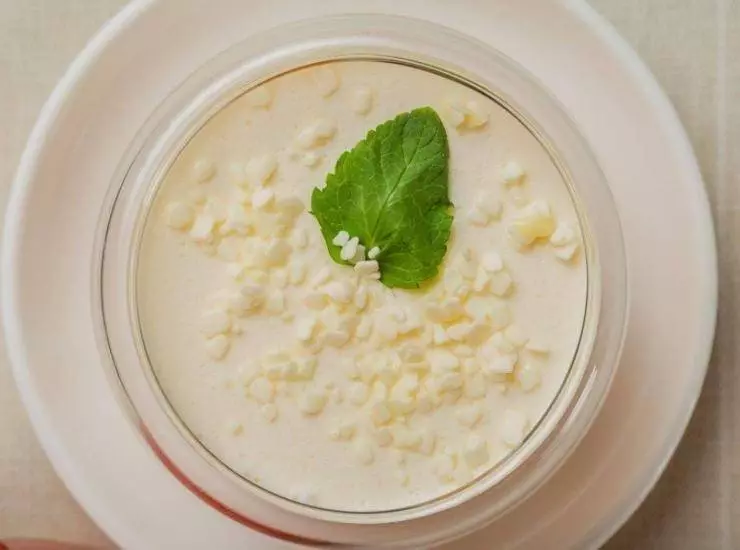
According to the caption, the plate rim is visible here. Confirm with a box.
[1,0,717,548]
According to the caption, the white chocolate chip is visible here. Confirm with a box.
[464,100,488,128]
[550,222,577,246]
[201,310,231,338]
[165,202,194,230]
[500,161,525,186]
[295,118,337,150]
[314,66,340,97]
[554,243,580,262]
[455,404,483,428]
[192,158,216,183]
[489,271,514,297]
[322,280,354,304]
[504,325,528,348]
[295,316,318,343]
[205,335,230,360]
[434,454,456,482]
[251,188,275,210]
[263,239,291,267]
[507,200,556,246]
[332,230,350,246]
[354,439,375,465]
[485,352,518,376]
[354,260,380,278]
[426,298,465,323]
[501,409,528,447]
[350,86,374,115]
[300,390,327,415]
[292,228,309,249]
[220,203,251,235]
[516,362,542,392]
[463,435,490,469]
[525,337,550,354]
[189,214,216,243]
[340,237,360,262]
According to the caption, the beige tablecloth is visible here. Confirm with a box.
[0,1,736,548]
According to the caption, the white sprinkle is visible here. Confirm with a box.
[354,439,375,465]
[501,409,528,447]
[463,435,489,469]
[292,228,309,249]
[314,66,340,97]
[350,86,374,115]
[354,260,380,278]
[332,230,350,247]
[500,161,525,186]
[550,222,577,247]
[189,214,215,243]
[245,155,277,186]
[201,310,231,338]
[340,236,360,261]
[323,280,354,304]
[192,159,216,183]
[251,188,275,210]
[299,390,327,415]
[554,243,580,262]
[367,246,381,259]
[516,362,542,392]
[205,335,230,360]
[300,152,322,168]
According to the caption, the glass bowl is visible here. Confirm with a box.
[95,13,627,548]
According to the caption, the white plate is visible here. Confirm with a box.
[1,0,716,548]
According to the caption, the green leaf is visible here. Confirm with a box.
[311,107,453,289]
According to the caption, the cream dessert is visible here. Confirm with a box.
[136,61,586,512]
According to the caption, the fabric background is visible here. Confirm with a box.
[0,0,737,547]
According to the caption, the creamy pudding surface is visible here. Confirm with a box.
[137,61,587,511]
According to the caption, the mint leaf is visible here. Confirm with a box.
[311,107,453,289]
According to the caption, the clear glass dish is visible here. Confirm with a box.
[96,13,627,548]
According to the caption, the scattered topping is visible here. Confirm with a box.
[314,66,340,97]
[501,409,528,447]
[245,155,277,186]
[201,310,231,338]
[350,86,374,115]
[500,161,525,186]
[507,200,556,246]
[300,390,328,415]
[192,158,216,183]
[443,99,489,130]
[296,118,337,150]
[164,202,195,230]
[205,335,231,360]
[462,435,489,469]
